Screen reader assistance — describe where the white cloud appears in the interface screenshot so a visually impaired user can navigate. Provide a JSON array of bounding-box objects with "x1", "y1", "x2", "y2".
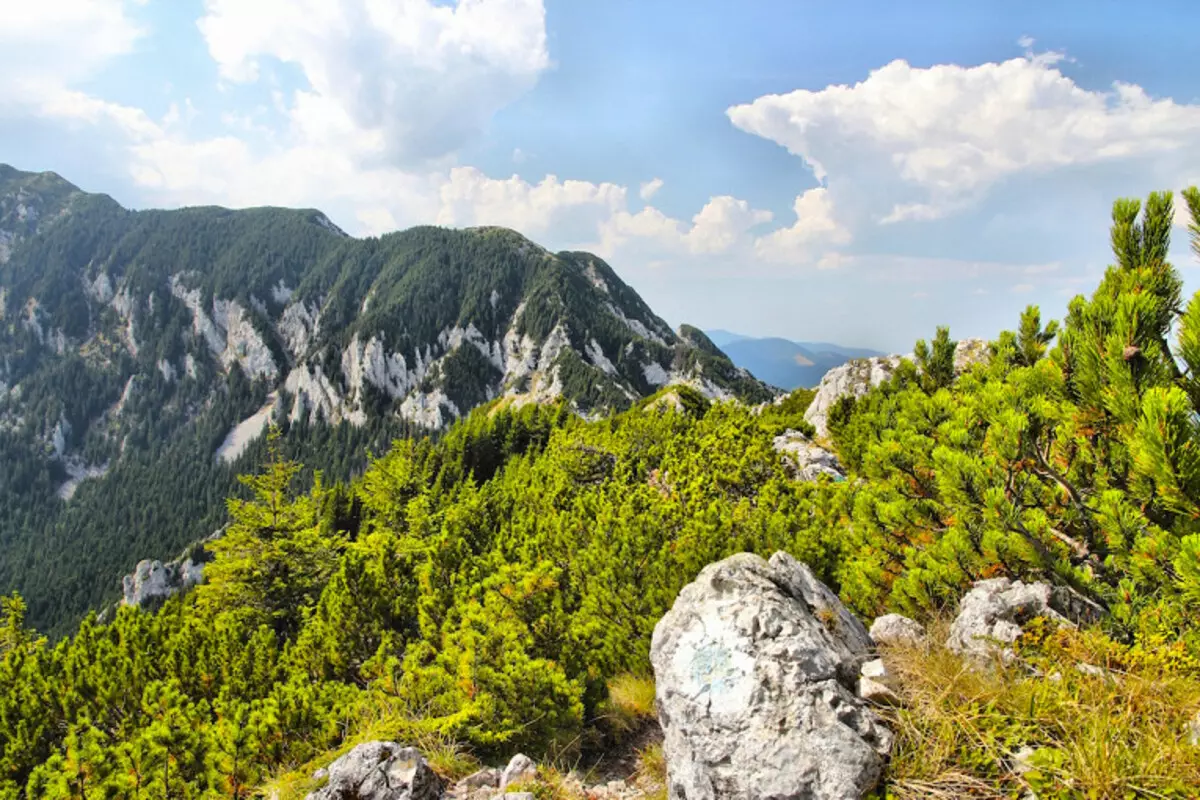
[
  {"x1": 0, "y1": 2, "x2": 144, "y2": 106},
  {"x1": 595, "y1": 195, "x2": 772, "y2": 260},
  {"x1": 1013, "y1": 283, "x2": 1035, "y2": 293},
  {"x1": 197, "y1": 0, "x2": 550, "y2": 165},
  {"x1": 435, "y1": 167, "x2": 627, "y2": 241},
  {"x1": 754, "y1": 187, "x2": 850, "y2": 263},
  {"x1": 684, "y1": 196, "x2": 773, "y2": 254},
  {"x1": 728, "y1": 51, "x2": 1200, "y2": 229},
  {"x1": 640, "y1": 177, "x2": 664, "y2": 201}
]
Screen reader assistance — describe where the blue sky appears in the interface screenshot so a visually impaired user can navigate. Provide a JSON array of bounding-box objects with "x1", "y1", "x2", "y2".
[{"x1": 3, "y1": 1, "x2": 1200, "y2": 351}]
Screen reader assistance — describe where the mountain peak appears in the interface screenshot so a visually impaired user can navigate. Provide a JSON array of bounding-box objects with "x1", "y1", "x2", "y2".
[{"x1": 0, "y1": 166, "x2": 775, "y2": 628}]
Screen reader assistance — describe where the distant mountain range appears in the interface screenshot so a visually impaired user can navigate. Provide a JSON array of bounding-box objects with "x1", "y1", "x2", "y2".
[
  {"x1": 705, "y1": 329, "x2": 886, "y2": 390},
  {"x1": 0, "y1": 163, "x2": 773, "y2": 632}
]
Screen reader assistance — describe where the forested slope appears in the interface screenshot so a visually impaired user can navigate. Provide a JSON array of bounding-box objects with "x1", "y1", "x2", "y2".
[
  {"x1": 0, "y1": 165, "x2": 770, "y2": 634},
  {"x1": 2, "y1": 188, "x2": 1200, "y2": 798}
]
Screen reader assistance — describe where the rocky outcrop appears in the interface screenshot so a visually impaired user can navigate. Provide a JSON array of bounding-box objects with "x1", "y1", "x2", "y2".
[
  {"x1": 803, "y1": 337, "x2": 990, "y2": 438},
  {"x1": 869, "y1": 613, "x2": 927, "y2": 648},
  {"x1": 954, "y1": 338, "x2": 990, "y2": 373},
  {"x1": 121, "y1": 556, "x2": 206, "y2": 608},
  {"x1": 804, "y1": 355, "x2": 907, "y2": 438},
  {"x1": 306, "y1": 742, "x2": 443, "y2": 800},
  {"x1": 120, "y1": 540, "x2": 215, "y2": 609},
  {"x1": 651, "y1": 551, "x2": 892, "y2": 800},
  {"x1": 772, "y1": 430, "x2": 845, "y2": 482},
  {"x1": 946, "y1": 578, "x2": 1101, "y2": 661}
]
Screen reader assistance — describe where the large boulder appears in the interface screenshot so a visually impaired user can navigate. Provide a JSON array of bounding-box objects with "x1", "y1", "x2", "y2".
[
  {"x1": 651, "y1": 551, "x2": 892, "y2": 800},
  {"x1": 306, "y1": 742, "x2": 443, "y2": 800},
  {"x1": 946, "y1": 578, "x2": 1101, "y2": 661}
]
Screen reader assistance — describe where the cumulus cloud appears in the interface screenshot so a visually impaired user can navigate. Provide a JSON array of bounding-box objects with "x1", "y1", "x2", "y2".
[
  {"x1": 595, "y1": 196, "x2": 773, "y2": 260},
  {"x1": 197, "y1": 0, "x2": 549, "y2": 165},
  {"x1": 640, "y1": 177, "x2": 664, "y2": 201},
  {"x1": 728, "y1": 51, "x2": 1200, "y2": 229},
  {"x1": 754, "y1": 187, "x2": 850, "y2": 263},
  {"x1": 0, "y1": 1, "x2": 146, "y2": 113}
]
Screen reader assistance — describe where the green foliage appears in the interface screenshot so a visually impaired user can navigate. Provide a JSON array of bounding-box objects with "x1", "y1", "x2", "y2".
[{"x1": 2, "y1": 185, "x2": 1200, "y2": 799}]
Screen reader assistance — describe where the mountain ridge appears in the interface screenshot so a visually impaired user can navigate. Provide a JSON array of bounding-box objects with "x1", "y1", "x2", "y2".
[{"x1": 0, "y1": 163, "x2": 774, "y2": 632}]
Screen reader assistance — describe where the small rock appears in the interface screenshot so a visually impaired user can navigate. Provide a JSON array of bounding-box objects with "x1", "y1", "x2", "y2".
[
  {"x1": 857, "y1": 659, "x2": 901, "y2": 706},
  {"x1": 868, "y1": 614, "x2": 927, "y2": 648},
  {"x1": 858, "y1": 675, "x2": 900, "y2": 706},
  {"x1": 1186, "y1": 711, "x2": 1200, "y2": 747},
  {"x1": 860, "y1": 658, "x2": 888, "y2": 680},
  {"x1": 305, "y1": 741, "x2": 442, "y2": 800},
  {"x1": 493, "y1": 794, "x2": 535, "y2": 800},
  {"x1": 1011, "y1": 745, "x2": 1037, "y2": 775},
  {"x1": 500, "y1": 754, "x2": 537, "y2": 789},
  {"x1": 457, "y1": 768, "x2": 500, "y2": 791},
  {"x1": 1075, "y1": 662, "x2": 1106, "y2": 678}
]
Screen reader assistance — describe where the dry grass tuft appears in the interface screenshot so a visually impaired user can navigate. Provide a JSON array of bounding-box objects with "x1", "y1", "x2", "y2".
[{"x1": 879, "y1": 620, "x2": 1200, "y2": 799}]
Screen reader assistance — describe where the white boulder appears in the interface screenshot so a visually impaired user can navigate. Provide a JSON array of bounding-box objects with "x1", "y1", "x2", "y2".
[
  {"x1": 305, "y1": 742, "x2": 443, "y2": 800},
  {"x1": 651, "y1": 551, "x2": 892, "y2": 800}
]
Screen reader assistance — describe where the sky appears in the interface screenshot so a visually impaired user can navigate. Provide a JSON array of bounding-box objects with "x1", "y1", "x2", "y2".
[{"x1": 2, "y1": 1, "x2": 1200, "y2": 352}]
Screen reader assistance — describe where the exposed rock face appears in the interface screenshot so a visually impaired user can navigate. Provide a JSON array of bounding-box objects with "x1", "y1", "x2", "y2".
[
  {"x1": 869, "y1": 613, "x2": 927, "y2": 648},
  {"x1": 804, "y1": 355, "x2": 907, "y2": 438},
  {"x1": 954, "y1": 338, "x2": 991, "y2": 373},
  {"x1": 772, "y1": 429, "x2": 845, "y2": 482},
  {"x1": 946, "y1": 578, "x2": 1102, "y2": 661},
  {"x1": 651, "y1": 551, "x2": 892, "y2": 800},
  {"x1": 803, "y1": 337, "x2": 991, "y2": 438},
  {"x1": 306, "y1": 742, "x2": 443, "y2": 800},
  {"x1": 121, "y1": 556, "x2": 206, "y2": 608}
]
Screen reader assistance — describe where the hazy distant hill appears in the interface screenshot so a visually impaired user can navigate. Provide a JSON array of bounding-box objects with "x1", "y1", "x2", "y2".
[{"x1": 705, "y1": 330, "x2": 885, "y2": 389}]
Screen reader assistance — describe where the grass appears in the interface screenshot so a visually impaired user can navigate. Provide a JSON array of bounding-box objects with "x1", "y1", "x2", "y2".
[
  {"x1": 256, "y1": 697, "x2": 483, "y2": 799},
  {"x1": 879, "y1": 620, "x2": 1200, "y2": 799}
]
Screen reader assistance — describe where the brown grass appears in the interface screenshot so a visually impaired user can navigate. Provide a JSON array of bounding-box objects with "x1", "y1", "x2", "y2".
[{"x1": 879, "y1": 620, "x2": 1200, "y2": 799}]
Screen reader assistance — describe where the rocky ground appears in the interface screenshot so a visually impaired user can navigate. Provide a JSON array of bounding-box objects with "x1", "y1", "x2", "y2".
[{"x1": 287, "y1": 548, "x2": 1110, "y2": 800}]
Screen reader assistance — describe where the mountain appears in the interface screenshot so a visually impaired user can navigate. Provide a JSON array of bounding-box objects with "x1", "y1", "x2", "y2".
[
  {"x1": 704, "y1": 328, "x2": 751, "y2": 348},
  {"x1": 706, "y1": 330, "x2": 886, "y2": 390},
  {"x1": 0, "y1": 164, "x2": 774, "y2": 633}
]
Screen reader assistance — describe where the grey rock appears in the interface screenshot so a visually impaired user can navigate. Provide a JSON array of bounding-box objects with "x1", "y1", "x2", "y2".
[
  {"x1": 457, "y1": 769, "x2": 500, "y2": 791},
  {"x1": 857, "y1": 659, "x2": 900, "y2": 706},
  {"x1": 803, "y1": 338, "x2": 990, "y2": 438},
  {"x1": 121, "y1": 556, "x2": 206, "y2": 608},
  {"x1": 499, "y1": 754, "x2": 536, "y2": 790},
  {"x1": 651, "y1": 551, "x2": 891, "y2": 800},
  {"x1": 868, "y1": 613, "x2": 927, "y2": 648},
  {"x1": 947, "y1": 578, "x2": 1101, "y2": 661},
  {"x1": 953, "y1": 338, "x2": 991, "y2": 373},
  {"x1": 772, "y1": 430, "x2": 845, "y2": 482},
  {"x1": 1187, "y1": 711, "x2": 1200, "y2": 747},
  {"x1": 492, "y1": 794, "x2": 535, "y2": 800},
  {"x1": 804, "y1": 356, "x2": 908, "y2": 438},
  {"x1": 305, "y1": 741, "x2": 443, "y2": 800}
]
